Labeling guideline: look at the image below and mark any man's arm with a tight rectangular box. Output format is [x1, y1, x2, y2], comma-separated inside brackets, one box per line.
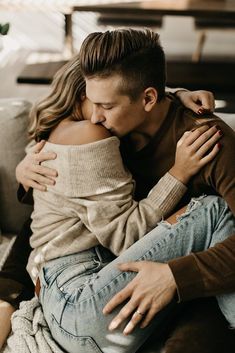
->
[103, 118, 235, 333]
[169, 233, 235, 302]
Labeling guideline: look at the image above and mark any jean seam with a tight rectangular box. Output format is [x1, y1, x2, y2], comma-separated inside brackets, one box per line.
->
[51, 314, 103, 352]
[65, 235, 173, 306]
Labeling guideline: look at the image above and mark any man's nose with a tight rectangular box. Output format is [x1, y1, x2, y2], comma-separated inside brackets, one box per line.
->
[90, 106, 105, 124]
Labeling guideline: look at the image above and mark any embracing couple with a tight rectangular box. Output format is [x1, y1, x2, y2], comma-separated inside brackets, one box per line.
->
[1, 29, 235, 353]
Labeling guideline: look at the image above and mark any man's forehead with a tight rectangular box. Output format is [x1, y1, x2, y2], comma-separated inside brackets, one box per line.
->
[85, 75, 123, 102]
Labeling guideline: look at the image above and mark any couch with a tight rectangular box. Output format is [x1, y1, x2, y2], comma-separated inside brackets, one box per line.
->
[0, 98, 33, 271]
[0, 98, 235, 353]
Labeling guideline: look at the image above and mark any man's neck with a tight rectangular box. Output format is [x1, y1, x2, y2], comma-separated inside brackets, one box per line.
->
[129, 96, 171, 151]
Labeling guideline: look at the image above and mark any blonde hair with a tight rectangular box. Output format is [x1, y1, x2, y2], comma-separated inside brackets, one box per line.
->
[29, 54, 86, 142]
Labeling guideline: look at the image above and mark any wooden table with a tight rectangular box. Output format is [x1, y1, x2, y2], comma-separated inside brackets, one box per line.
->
[72, 0, 235, 92]
[16, 0, 235, 89]
[73, 0, 235, 21]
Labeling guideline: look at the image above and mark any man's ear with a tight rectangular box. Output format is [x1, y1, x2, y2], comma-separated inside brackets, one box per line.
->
[143, 87, 158, 112]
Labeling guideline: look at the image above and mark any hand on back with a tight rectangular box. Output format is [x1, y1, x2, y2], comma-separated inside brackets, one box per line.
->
[15, 140, 57, 192]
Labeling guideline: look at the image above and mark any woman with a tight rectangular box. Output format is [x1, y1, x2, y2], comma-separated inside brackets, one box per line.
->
[0, 54, 223, 351]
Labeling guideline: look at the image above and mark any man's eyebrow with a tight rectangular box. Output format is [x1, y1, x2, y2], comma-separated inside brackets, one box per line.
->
[93, 101, 116, 106]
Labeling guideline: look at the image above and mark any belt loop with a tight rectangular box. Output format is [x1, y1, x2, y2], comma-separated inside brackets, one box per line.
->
[94, 245, 103, 263]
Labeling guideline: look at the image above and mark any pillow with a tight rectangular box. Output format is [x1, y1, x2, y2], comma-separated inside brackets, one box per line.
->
[217, 112, 235, 131]
[0, 99, 33, 234]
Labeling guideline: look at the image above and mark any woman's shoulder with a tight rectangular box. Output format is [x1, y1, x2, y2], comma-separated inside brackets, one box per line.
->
[48, 119, 112, 146]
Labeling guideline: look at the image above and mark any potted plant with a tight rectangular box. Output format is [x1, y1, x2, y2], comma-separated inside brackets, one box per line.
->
[0, 23, 9, 51]
[0, 23, 9, 36]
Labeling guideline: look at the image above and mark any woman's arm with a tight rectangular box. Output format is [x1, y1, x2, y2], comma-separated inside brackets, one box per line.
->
[167, 89, 215, 114]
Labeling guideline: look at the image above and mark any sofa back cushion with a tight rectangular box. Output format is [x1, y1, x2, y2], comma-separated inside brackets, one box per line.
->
[0, 99, 33, 234]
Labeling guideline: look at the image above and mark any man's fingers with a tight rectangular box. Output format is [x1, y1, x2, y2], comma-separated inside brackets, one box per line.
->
[31, 140, 46, 153]
[140, 305, 159, 329]
[108, 300, 137, 331]
[103, 286, 132, 315]
[35, 151, 57, 164]
[117, 261, 142, 273]
[123, 301, 149, 335]
[31, 181, 47, 192]
[33, 164, 58, 178]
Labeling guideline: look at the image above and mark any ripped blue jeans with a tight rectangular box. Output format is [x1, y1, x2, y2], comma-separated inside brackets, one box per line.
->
[39, 195, 235, 353]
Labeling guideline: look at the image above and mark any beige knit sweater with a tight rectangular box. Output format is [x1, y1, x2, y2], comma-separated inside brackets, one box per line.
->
[27, 136, 186, 283]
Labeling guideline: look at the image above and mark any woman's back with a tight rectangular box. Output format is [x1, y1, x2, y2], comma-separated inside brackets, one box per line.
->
[28, 119, 134, 283]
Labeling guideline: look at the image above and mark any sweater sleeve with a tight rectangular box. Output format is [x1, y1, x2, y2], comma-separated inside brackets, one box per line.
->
[81, 171, 186, 255]
[169, 118, 235, 301]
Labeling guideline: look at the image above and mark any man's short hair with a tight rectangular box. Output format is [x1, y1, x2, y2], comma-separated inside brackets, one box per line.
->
[79, 28, 166, 101]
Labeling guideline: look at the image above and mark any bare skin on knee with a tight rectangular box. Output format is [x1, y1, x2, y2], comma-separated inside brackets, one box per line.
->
[166, 205, 188, 225]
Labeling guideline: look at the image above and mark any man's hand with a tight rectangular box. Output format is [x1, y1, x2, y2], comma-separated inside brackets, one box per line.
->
[15, 140, 58, 192]
[176, 90, 215, 114]
[103, 261, 177, 335]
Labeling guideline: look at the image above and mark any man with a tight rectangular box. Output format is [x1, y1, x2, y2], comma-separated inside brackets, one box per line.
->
[77, 29, 235, 352]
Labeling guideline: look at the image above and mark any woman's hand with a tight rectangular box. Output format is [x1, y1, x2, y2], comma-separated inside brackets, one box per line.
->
[169, 125, 222, 185]
[103, 262, 176, 335]
[176, 90, 215, 114]
[15, 140, 58, 192]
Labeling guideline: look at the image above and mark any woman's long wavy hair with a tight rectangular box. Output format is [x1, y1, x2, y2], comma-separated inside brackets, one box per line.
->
[28, 54, 86, 142]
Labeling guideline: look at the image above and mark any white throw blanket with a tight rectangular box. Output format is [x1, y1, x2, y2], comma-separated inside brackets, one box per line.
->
[2, 297, 65, 353]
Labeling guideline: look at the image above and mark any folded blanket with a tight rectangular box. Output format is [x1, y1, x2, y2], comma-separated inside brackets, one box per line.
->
[3, 297, 65, 353]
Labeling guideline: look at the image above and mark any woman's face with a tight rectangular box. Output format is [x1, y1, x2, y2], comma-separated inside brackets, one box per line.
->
[80, 97, 93, 121]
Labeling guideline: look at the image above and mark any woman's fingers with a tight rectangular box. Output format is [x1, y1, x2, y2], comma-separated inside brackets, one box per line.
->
[184, 125, 221, 152]
[198, 90, 215, 112]
[196, 130, 222, 158]
[199, 143, 221, 166]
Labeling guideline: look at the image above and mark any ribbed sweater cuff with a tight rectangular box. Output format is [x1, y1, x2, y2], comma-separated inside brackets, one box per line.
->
[147, 172, 187, 217]
[168, 254, 205, 302]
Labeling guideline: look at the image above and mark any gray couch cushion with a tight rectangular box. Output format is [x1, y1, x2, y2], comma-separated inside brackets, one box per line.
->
[0, 99, 33, 234]
[217, 112, 235, 131]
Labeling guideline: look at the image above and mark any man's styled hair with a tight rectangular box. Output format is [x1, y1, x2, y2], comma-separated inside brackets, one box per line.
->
[79, 28, 166, 101]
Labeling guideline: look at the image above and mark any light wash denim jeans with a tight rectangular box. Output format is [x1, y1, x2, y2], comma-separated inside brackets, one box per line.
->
[39, 195, 235, 353]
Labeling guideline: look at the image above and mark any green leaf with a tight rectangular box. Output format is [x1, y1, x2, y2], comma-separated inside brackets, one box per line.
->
[0, 23, 10, 35]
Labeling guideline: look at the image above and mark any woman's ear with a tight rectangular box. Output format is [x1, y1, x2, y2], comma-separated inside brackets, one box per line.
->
[143, 87, 158, 112]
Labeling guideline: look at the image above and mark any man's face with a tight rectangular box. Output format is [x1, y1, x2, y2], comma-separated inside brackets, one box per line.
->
[85, 75, 147, 137]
